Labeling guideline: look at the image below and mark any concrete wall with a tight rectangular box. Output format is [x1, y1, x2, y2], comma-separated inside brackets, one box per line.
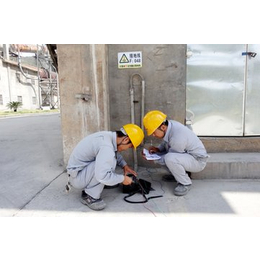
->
[108, 44, 186, 166]
[57, 44, 110, 164]
[201, 137, 260, 153]
[57, 44, 186, 167]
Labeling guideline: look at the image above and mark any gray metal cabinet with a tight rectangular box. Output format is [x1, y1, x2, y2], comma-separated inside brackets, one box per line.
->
[186, 44, 259, 136]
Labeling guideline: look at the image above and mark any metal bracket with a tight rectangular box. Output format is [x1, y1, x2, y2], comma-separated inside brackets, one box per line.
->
[242, 52, 257, 58]
[75, 93, 91, 102]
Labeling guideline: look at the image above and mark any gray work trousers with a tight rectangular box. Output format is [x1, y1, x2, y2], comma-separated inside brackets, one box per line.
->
[69, 161, 104, 199]
[156, 153, 207, 185]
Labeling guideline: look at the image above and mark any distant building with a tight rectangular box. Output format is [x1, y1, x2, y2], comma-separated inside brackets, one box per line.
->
[0, 44, 59, 111]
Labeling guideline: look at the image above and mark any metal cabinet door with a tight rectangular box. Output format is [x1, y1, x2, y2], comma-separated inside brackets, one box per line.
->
[186, 44, 246, 136]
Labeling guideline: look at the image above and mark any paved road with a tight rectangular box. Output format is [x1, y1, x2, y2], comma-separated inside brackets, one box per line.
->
[0, 113, 64, 216]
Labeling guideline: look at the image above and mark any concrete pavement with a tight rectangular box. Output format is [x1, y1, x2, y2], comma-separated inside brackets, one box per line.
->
[1, 113, 260, 217]
[11, 169, 260, 217]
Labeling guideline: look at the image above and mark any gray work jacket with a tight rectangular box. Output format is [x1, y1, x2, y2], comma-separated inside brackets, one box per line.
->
[158, 120, 209, 162]
[67, 131, 126, 185]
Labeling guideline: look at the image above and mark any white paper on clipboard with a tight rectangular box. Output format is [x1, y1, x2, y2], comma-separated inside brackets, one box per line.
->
[143, 148, 161, 160]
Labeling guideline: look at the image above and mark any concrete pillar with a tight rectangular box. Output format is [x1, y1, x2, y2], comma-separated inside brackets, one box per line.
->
[57, 44, 110, 165]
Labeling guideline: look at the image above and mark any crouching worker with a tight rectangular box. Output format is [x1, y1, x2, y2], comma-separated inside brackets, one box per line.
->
[142, 110, 209, 196]
[67, 124, 144, 211]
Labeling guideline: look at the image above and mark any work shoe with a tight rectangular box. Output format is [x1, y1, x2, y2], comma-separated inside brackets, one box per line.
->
[174, 183, 191, 196]
[81, 191, 106, 211]
[104, 184, 119, 189]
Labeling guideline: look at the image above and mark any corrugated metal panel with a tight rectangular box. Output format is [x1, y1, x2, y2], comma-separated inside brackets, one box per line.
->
[186, 44, 246, 136]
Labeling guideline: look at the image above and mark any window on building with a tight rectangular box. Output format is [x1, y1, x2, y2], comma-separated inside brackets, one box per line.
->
[17, 96, 23, 103]
[0, 94, 3, 105]
[16, 72, 21, 82]
[32, 96, 36, 105]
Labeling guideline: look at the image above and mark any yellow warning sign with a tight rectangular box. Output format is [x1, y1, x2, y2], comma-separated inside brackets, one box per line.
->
[118, 51, 142, 69]
[119, 54, 129, 63]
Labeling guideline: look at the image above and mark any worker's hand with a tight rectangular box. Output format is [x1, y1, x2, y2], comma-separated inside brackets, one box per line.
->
[148, 146, 160, 154]
[141, 150, 149, 161]
[141, 152, 147, 160]
[141, 147, 157, 162]
[122, 175, 133, 185]
[123, 165, 137, 177]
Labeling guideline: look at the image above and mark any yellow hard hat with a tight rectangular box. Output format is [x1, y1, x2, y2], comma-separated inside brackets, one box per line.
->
[143, 110, 167, 136]
[123, 124, 144, 149]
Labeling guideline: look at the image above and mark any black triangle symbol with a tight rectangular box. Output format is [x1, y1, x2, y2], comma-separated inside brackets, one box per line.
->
[119, 54, 129, 63]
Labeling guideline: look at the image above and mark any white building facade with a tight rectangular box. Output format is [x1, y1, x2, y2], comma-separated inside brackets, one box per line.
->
[0, 44, 58, 111]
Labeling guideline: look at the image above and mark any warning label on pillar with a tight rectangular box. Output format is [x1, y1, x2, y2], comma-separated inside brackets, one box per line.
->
[118, 51, 142, 69]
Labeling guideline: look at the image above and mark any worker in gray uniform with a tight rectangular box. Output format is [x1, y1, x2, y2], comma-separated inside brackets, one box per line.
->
[142, 110, 209, 196]
[67, 124, 144, 211]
